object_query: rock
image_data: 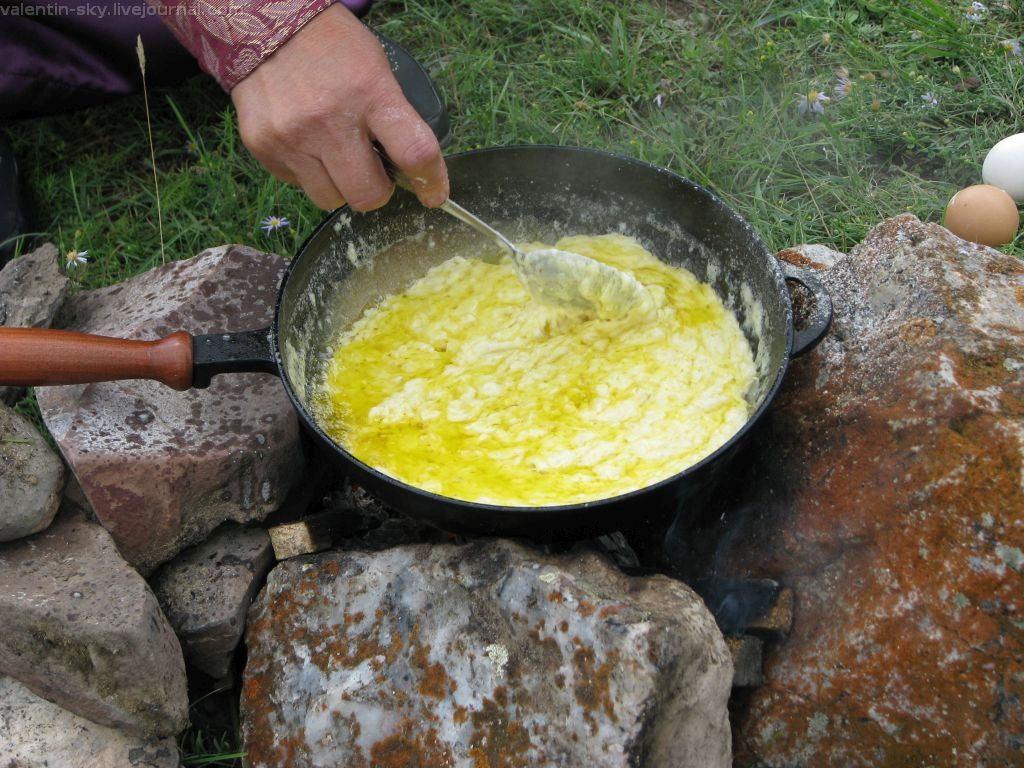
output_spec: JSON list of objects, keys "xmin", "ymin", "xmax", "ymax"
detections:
[
  {"xmin": 242, "ymin": 539, "xmax": 732, "ymax": 768},
  {"xmin": 0, "ymin": 507, "xmax": 188, "ymax": 738},
  {"xmin": 0, "ymin": 242, "xmax": 70, "ymax": 404},
  {"xmin": 745, "ymin": 586, "xmax": 794, "ymax": 640},
  {"xmin": 268, "ymin": 513, "xmax": 346, "ymax": 561},
  {"xmin": 775, "ymin": 243, "xmax": 844, "ymax": 271},
  {"xmin": 150, "ymin": 524, "xmax": 274, "ymax": 679},
  {"xmin": 706, "ymin": 216, "xmax": 1024, "ymax": 765},
  {"xmin": 0, "ymin": 402, "xmax": 64, "ymax": 541},
  {"xmin": 0, "ymin": 242, "xmax": 70, "ymax": 327},
  {"xmin": 0, "ymin": 674, "xmax": 179, "ymax": 768},
  {"xmin": 35, "ymin": 245, "xmax": 305, "ymax": 573}
]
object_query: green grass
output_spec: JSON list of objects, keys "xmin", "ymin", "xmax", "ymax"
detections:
[
  {"xmin": 177, "ymin": 680, "xmax": 246, "ymax": 767},
  {"xmin": 179, "ymin": 733, "xmax": 246, "ymax": 768},
  {"xmin": 4, "ymin": 0, "xmax": 1022, "ymax": 762},
  {"xmin": 8, "ymin": 0, "xmax": 1023, "ymax": 279}
]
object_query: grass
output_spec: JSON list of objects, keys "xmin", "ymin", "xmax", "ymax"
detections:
[
  {"xmin": 179, "ymin": 733, "xmax": 246, "ymax": 768},
  {"xmin": 4, "ymin": 0, "xmax": 1022, "ymax": 763},
  {"xmin": 8, "ymin": 0, "xmax": 1023, "ymax": 280},
  {"xmin": 176, "ymin": 679, "xmax": 246, "ymax": 766}
]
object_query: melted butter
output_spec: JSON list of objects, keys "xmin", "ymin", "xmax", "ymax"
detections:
[{"xmin": 313, "ymin": 233, "xmax": 756, "ymax": 506}]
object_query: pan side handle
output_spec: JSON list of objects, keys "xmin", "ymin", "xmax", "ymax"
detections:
[
  {"xmin": 192, "ymin": 328, "xmax": 278, "ymax": 388},
  {"xmin": 0, "ymin": 328, "xmax": 194, "ymax": 390},
  {"xmin": 781, "ymin": 264, "xmax": 833, "ymax": 357}
]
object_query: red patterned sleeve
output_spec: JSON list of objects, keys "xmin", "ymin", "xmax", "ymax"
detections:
[{"xmin": 146, "ymin": 0, "xmax": 337, "ymax": 91}]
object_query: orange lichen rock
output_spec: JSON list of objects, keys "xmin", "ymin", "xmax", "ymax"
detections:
[
  {"xmin": 240, "ymin": 540, "xmax": 733, "ymax": 768},
  {"xmin": 712, "ymin": 215, "xmax": 1024, "ymax": 766}
]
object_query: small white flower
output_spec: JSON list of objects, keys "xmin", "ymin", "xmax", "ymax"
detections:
[
  {"xmin": 1001, "ymin": 39, "xmax": 1022, "ymax": 56},
  {"xmin": 65, "ymin": 249, "xmax": 88, "ymax": 269},
  {"xmin": 921, "ymin": 92, "xmax": 939, "ymax": 107},
  {"xmin": 834, "ymin": 68, "xmax": 854, "ymax": 99},
  {"xmin": 964, "ymin": 1, "xmax": 987, "ymax": 21},
  {"xmin": 260, "ymin": 215, "xmax": 291, "ymax": 233},
  {"xmin": 797, "ymin": 90, "xmax": 830, "ymax": 115},
  {"xmin": 654, "ymin": 93, "xmax": 666, "ymax": 109}
]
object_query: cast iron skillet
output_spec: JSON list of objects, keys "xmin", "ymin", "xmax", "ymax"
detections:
[{"xmin": 0, "ymin": 146, "xmax": 831, "ymax": 540}]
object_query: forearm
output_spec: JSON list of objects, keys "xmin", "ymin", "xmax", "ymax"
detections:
[{"xmin": 145, "ymin": 0, "xmax": 338, "ymax": 90}]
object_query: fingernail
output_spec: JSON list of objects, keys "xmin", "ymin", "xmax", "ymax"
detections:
[{"xmin": 423, "ymin": 191, "xmax": 448, "ymax": 208}]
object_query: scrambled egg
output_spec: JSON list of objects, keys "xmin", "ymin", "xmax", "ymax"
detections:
[{"xmin": 313, "ymin": 233, "xmax": 756, "ymax": 506}]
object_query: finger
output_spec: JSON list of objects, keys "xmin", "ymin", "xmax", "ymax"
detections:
[
  {"xmin": 255, "ymin": 154, "xmax": 300, "ymax": 186},
  {"xmin": 291, "ymin": 155, "xmax": 346, "ymax": 210},
  {"xmin": 323, "ymin": 129, "xmax": 395, "ymax": 212},
  {"xmin": 368, "ymin": 94, "xmax": 449, "ymax": 208},
  {"xmin": 234, "ymin": 106, "xmax": 301, "ymax": 187}
]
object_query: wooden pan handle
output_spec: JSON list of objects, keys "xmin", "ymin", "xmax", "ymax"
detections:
[{"xmin": 0, "ymin": 328, "xmax": 194, "ymax": 391}]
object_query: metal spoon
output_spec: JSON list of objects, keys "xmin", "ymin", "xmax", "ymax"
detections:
[{"xmin": 376, "ymin": 151, "xmax": 646, "ymax": 318}]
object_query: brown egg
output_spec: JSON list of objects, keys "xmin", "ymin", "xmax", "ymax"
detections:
[{"xmin": 943, "ymin": 184, "xmax": 1020, "ymax": 247}]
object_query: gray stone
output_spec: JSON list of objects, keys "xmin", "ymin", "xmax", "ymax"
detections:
[
  {"xmin": 150, "ymin": 525, "xmax": 274, "ymax": 678},
  {"xmin": 775, "ymin": 242, "xmax": 845, "ymax": 271},
  {"xmin": 0, "ymin": 508, "xmax": 188, "ymax": 738},
  {"xmin": 242, "ymin": 539, "xmax": 732, "ymax": 768},
  {"xmin": 0, "ymin": 674, "xmax": 179, "ymax": 768},
  {"xmin": 0, "ymin": 403, "xmax": 64, "ymax": 542},
  {"xmin": 0, "ymin": 242, "xmax": 70, "ymax": 404},
  {"xmin": 36, "ymin": 245, "xmax": 305, "ymax": 573}
]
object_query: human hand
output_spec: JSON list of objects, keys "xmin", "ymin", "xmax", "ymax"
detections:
[{"xmin": 230, "ymin": 4, "xmax": 449, "ymax": 211}]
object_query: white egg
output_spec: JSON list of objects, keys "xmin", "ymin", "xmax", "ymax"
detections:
[{"xmin": 982, "ymin": 133, "xmax": 1024, "ymax": 203}]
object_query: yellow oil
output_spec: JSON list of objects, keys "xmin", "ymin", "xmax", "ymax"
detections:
[{"xmin": 313, "ymin": 233, "xmax": 756, "ymax": 506}]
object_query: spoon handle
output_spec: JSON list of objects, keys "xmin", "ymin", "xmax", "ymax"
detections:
[
  {"xmin": 372, "ymin": 144, "xmax": 518, "ymax": 258},
  {"xmin": 435, "ymin": 198, "xmax": 518, "ymax": 257},
  {"xmin": 372, "ymin": 143, "xmax": 414, "ymax": 192}
]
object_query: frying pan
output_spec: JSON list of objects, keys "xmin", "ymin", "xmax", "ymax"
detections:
[{"xmin": 0, "ymin": 146, "xmax": 831, "ymax": 540}]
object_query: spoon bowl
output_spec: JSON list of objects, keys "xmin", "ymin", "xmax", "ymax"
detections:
[
  {"xmin": 375, "ymin": 147, "xmax": 646, "ymax": 318},
  {"xmin": 438, "ymin": 197, "xmax": 647, "ymax": 318}
]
